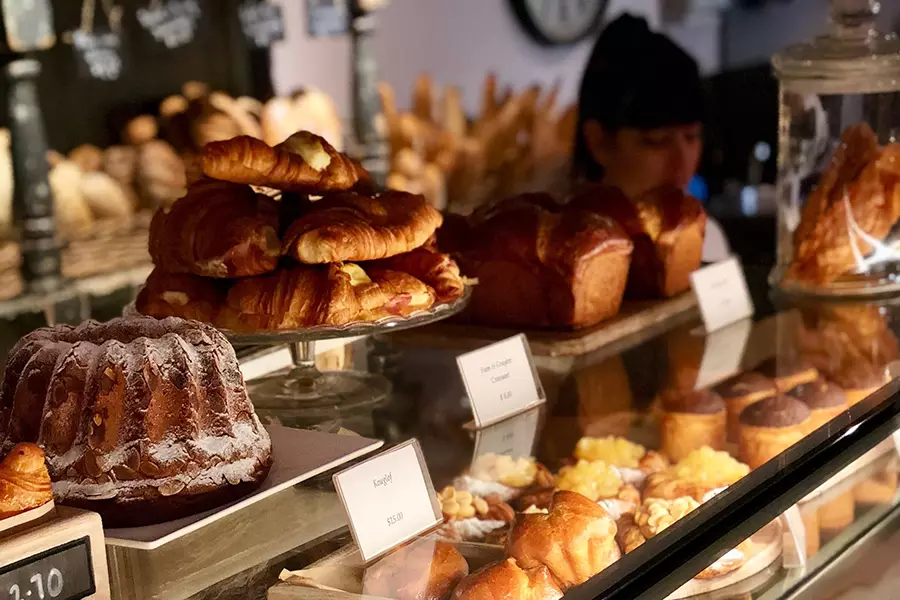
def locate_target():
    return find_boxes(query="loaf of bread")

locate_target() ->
[569,184,707,298]
[441,193,632,329]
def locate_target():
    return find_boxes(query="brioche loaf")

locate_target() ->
[569,184,706,298]
[444,194,632,329]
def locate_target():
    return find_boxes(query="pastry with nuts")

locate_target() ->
[435,486,515,543]
[0,316,272,527]
[644,447,749,503]
[454,453,555,503]
[617,496,750,579]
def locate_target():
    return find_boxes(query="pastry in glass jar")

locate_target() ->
[713,372,778,442]
[789,378,848,432]
[738,395,812,469]
[659,388,726,462]
[453,453,554,503]
[755,356,818,393]
[644,446,750,502]
[435,486,516,543]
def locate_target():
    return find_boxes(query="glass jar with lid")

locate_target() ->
[770,0,900,296]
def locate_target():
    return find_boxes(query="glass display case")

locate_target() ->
[770,0,900,296]
[94,291,900,600]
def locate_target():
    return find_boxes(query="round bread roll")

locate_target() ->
[80,171,134,219]
[68,144,103,172]
[363,539,468,600]
[48,161,93,236]
[136,140,187,208]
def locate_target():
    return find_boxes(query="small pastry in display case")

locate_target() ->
[832,366,890,406]
[453,454,554,503]
[714,372,778,442]
[435,486,515,543]
[738,395,813,469]
[568,184,707,298]
[799,504,820,556]
[0,316,273,527]
[788,378,849,431]
[507,491,620,589]
[451,558,563,600]
[0,443,52,519]
[574,436,669,477]
[555,460,640,515]
[363,539,469,600]
[853,469,898,505]
[755,356,819,393]
[817,490,855,537]
[659,389,727,462]
[644,447,750,502]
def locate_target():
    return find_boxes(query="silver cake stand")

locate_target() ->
[220,288,471,423]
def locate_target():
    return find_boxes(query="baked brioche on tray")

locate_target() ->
[138,130,465,329]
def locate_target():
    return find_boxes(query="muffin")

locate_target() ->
[660,389,726,462]
[832,366,890,406]
[714,372,778,442]
[817,491,855,538]
[853,470,898,505]
[755,356,818,393]
[738,395,812,469]
[789,378,849,432]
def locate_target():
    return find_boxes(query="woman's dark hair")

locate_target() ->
[573,14,707,182]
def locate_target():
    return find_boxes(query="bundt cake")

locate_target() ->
[0,316,272,527]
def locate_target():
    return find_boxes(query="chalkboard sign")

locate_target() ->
[72,28,124,81]
[306,0,349,37]
[136,0,202,49]
[1,0,56,52]
[238,1,285,48]
[0,537,95,600]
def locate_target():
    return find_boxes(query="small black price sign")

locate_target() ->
[306,0,349,37]
[136,0,201,49]
[0,537,95,600]
[72,28,123,81]
[238,1,285,49]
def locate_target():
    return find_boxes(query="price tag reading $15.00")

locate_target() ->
[457,334,544,429]
[333,440,442,562]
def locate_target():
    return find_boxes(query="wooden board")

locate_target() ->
[667,519,783,599]
[388,292,698,357]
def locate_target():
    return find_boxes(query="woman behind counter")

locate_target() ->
[572,14,728,261]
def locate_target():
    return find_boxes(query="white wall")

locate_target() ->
[270,0,661,117]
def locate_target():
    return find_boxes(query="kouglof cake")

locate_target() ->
[0,316,273,527]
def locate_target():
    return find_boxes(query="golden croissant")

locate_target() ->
[201,131,372,193]
[149,178,281,278]
[282,190,443,264]
[0,443,52,519]
[367,248,465,303]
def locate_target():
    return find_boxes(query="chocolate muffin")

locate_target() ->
[660,389,726,462]
[789,378,848,431]
[714,372,778,441]
[738,395,812,469]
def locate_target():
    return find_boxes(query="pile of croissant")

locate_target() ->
[136,130,466,331]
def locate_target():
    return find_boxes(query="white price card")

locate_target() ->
[694,318,753,390]
[779,505,808,569]
[473,406,541,462]
[456,334,544,428]
[690,256,755,333]
[333,439,442,562]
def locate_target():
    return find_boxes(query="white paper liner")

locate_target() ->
[452,475,518,502]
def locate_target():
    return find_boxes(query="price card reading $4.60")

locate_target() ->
[457,334,544,429]
[333,440,442,563]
